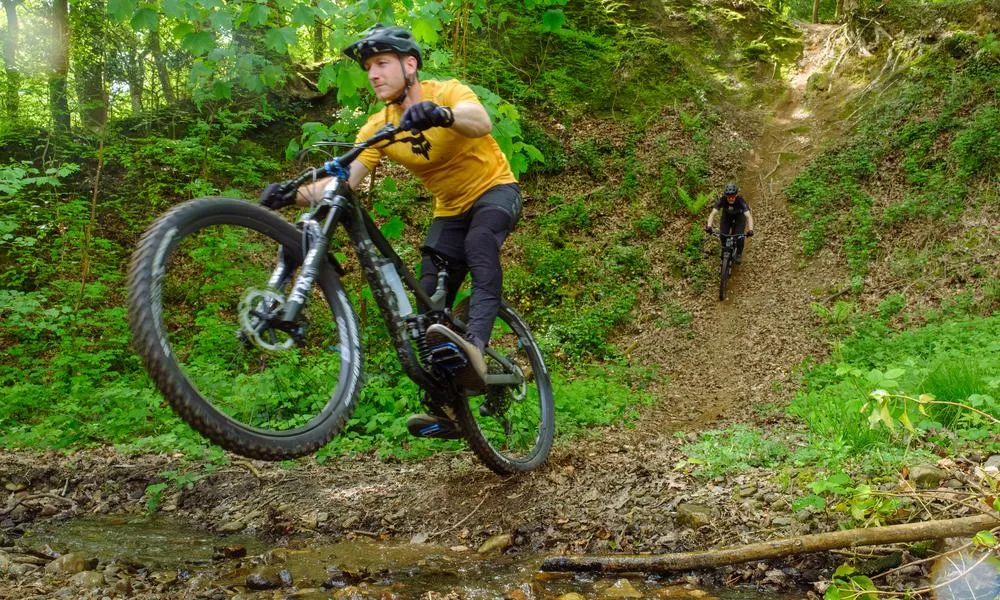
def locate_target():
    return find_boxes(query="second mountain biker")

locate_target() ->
[258,24,522,440]
[705,182,754,262]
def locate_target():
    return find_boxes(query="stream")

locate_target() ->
[25,515,802,598]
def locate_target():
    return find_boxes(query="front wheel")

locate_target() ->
[719,253,730,301]
[127,198,363,460]
[452,301,555,474]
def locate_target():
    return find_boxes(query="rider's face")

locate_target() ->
[725,193,737,203]
[365,53,415,101]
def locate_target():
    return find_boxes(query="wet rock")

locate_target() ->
[9,562,39,576]
[300,511,320,529]
[984,455,1000,470]
[70,570,105,589]
[449,545,470,552]
[247,566,285,590]
[736,485,757,498]
[556,594,585,600]
[601,578,642,598]
[966,450,983,463]
[113,578,132,596]
[771,516,794,527]
[212,545,247,559]
[762,568,787,586]
[477,533,513,554]
[217,520,245,533]
[410,532,429,544]
[761,492,781,504]
[151,570,179,586]
[675,504,712,529]
[44,552,98,575]
[943,478,963,489]
[506,589,530,600]
[340,515,359,529]
[909,465,947,488]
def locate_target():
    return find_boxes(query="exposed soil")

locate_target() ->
[0,24,980,600]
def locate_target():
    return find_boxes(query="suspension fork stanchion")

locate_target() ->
[281,194,348,322]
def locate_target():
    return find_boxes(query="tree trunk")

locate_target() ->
[2,0,20,120]
[541,514,1000,573]
[124,31,145,113]
[311,0,323,62]
[148,26,174,105]
[812,0,821,23]
[48,0,70,131]
[72,0,108,130]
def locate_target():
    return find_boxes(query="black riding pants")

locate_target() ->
[418,183,522,350]
[720,213,746,256]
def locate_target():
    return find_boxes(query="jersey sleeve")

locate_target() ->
[739,198,751,213]
[714,196,726,209]
[438,79,482,108]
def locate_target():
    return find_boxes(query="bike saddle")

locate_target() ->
[420,245,456,270]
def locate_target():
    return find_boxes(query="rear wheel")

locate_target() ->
[452,300,555,474]
[127,198,363,460]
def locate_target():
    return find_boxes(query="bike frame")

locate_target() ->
[266,125,523,405]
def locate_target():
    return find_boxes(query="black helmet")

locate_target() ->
[724,183,738,195]
[343,25,423,70]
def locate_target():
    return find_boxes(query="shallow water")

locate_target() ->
[30,516,801,598]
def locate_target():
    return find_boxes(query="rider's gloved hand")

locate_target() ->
[746,230,754,237]
[704,226,713,233]
[399,101,455,132]
[259,181,298,210]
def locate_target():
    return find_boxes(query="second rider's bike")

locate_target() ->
[708,229,749,301]
[126,124,555,475]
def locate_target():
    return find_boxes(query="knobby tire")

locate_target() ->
[452,301,555,474]
[127,197,363,460]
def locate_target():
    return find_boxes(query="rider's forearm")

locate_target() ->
[746,211,754,231]
[296,178,331,205]
[291,161,369,204]
[449,102,492,138]
[706,209,718,228]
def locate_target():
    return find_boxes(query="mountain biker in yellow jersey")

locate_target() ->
[705,183,754,263]
[259,25,522,440]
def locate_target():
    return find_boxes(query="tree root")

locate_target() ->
[541,514,999,573]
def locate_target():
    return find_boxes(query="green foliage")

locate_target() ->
[788,314,1000,468]
[786,32,1000,285]
[792,472,900,527]
[680,425,790,477]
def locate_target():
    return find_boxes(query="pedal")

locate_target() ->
[428,341,469,371]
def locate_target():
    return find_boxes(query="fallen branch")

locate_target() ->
[540,514,999,573]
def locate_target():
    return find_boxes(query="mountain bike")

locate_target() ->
[126,123,555,475]
[707,229,749,301]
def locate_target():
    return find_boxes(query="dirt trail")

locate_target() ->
[649,23,845,430]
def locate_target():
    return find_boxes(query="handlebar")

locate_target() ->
[707,230,749,240]
[287,124,402,189]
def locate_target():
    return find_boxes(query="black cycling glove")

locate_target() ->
[259,181,298,210]
[746,230,754,237]
[399,101,455,132]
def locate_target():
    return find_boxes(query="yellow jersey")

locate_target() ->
[355,79,517,217]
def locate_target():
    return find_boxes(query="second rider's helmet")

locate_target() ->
[724,183,739,196]
[343,25,423,70]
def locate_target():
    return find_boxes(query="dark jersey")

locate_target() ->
[715,195,749,219]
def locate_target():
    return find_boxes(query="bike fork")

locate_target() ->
[282,201,346,322]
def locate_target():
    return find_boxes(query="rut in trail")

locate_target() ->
[646,23,846,431]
